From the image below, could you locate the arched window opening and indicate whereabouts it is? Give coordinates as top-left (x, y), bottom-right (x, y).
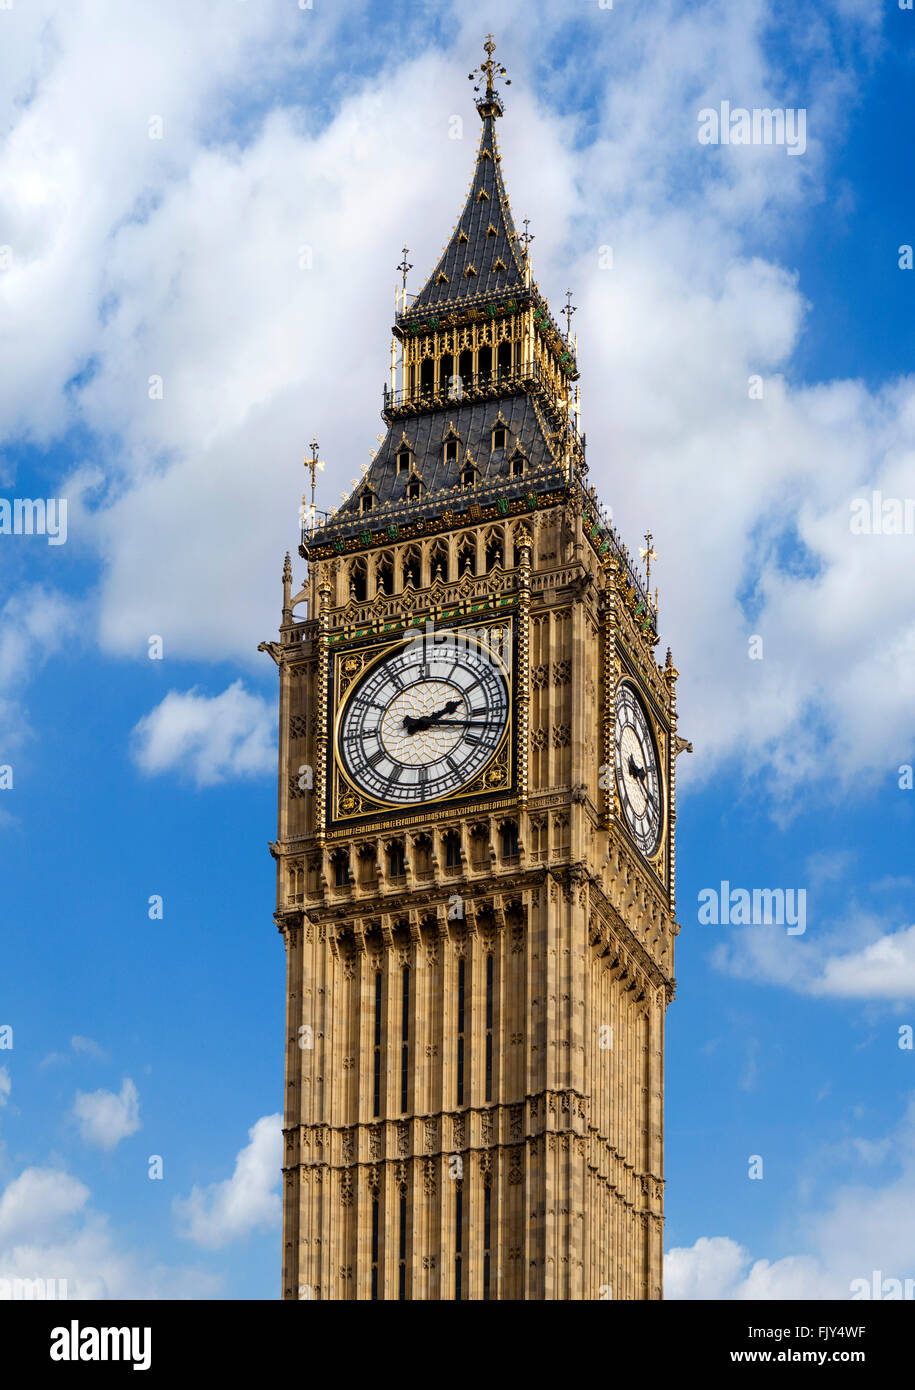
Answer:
top-left (376, 552), bottom-right (394, 595)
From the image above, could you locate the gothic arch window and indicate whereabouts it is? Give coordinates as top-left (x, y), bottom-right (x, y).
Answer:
top-left (500, 819), bottom-right (520, 859)
top-left (401, 545), bottom-right (421, 589)
top-left (497, 340), bottom-right (512, 378)
top-left (430, 538), bottom-right (450, 582)
top-left (441, 829), bottom-right (461, 869)
top-left (348, 557), bottom-right (368, 602)
top-left (412, 833), bottom-right (433, 875)
top-left (376, 551), bottom-right (394, 595)
top-left (356, 843), bottom-right (377, 887)
top-left (331, 848), bottom-right (351, 887)
top-left (457, 535), bottom-right (476, 576)
top-left (484, 530), bottom-right (504, 571)
top-left (387, 839), bottom-right (406, 878)
top-left (469, 823), bottom-right (490, 868)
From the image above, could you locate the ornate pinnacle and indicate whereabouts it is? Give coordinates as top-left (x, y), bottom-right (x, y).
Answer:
top-left (639, 530), bottom-right (658, 591)
top-left (469, 34), bottom-right (510, 117)
top-left (396, 246), bottom-right (412, 290)
top-left (563, 289), bottom-right (577, 340)
top-left (304, 437), bottom-right (325, 511)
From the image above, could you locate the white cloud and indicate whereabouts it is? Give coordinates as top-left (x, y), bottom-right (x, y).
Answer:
top-left (174, 1114), bottom-right (282, 1249)
top-left (712, 916), bottom-right (915, 1001)
top-left (131, 682), bottom-right (275, 786)
top-left (810, 924), bottom-right (915, 1000)
top-left (0, 1166), bottom-right (220, 1299)
top-left (0, 1068), bottom-right (10, 1108)
top-left (71, 1078), bottom-right (141, 1151)
top-left (0, 587), bottom-right (81, 750)
top-left (71, 1035), bottom-right (107, 1061)
top-left (666, 1095), bottom-right (915, 1299)
top-left (0, 1169), bottom-right (89, 1247)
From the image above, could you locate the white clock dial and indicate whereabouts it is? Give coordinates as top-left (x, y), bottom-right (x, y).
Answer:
top-left (337, 633), bottom-right (509, 806)
top-left (614, 680), bottom-right (662, 856)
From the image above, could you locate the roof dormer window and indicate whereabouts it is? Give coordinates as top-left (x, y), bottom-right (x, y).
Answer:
top-left (406, 479), bottom-right (422, 501)
top-left (492, 427), bottom-right (507, 451)
top-left (510, 452), bottom-right (526, 477)
top-left (360, 492), bottom-right (375, 514)
top-left (444, 439), bottom-right (458, 462)
top-left (461, 465), bottom-right (477, 488)
top-left (396, 450), bottom-right (411, 474)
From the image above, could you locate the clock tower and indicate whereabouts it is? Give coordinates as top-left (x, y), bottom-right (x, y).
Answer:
top-left (265, 38), bottom-right (685, 1301)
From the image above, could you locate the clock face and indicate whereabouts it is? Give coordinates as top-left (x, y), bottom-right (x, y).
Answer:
top-left (337, 633), bottom-right (509, 806)
top-left (614, 680), bottom-right (663, 857)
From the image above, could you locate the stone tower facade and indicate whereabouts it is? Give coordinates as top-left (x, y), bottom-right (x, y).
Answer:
top-left (264, 39), bottom-right (683, 1301)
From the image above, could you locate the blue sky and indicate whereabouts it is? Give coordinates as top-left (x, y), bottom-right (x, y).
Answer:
top-left (1, 0), bottom-right (913, 1299)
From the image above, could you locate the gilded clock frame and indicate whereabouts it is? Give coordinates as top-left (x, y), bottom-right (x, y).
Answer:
top-left (612, 658), bottom-right (671, 890)
top-left (326, 613), bottom-right (517, 828)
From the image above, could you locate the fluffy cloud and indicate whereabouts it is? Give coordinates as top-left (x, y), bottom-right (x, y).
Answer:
top-left (666, 1094), bottom-right (915, 1299)
top-left (71, 1078), bottom-right (141, 1151)
top-left (174, 1114), bottom-right (282, 1249)
top-left (0, 1167), bottom-right (220, 1299)
top-left (0, 587), bottom-right (81, 750)
top-left (0, 1067), bottom-right (10, 1108)
top-left (712, 914), bottom-right (915, 1001)
top-left (810, 923), bottom-right (915, 1000)
top-left (131, 682), bottom-right (275, 786)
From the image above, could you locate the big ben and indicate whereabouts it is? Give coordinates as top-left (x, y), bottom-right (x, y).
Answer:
top-left (264, 37), bottom-right (684, 1301)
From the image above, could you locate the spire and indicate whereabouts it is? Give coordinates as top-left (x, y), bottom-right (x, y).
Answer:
top-left (405, 37), bottom-right (525, 316)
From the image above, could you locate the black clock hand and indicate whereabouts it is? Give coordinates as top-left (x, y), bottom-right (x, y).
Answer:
top-left (627, 752), bottom-right (647, 783)
top-left (403, 699), bottom-right (464, 734)
top-left (422, 718), bottom-right (498, 727)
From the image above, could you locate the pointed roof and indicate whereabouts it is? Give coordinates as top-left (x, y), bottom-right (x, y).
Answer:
top-left (406, 114), bottom-right (526, 316)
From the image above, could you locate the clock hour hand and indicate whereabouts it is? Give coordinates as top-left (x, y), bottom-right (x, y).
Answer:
top-left (627, 752), bottom-right (647, 784)
top-left (403, 699), bottom-right (464, 735)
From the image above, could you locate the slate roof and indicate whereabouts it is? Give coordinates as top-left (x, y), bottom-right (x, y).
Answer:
top-left (405, 114), bottom-right (527, 316)
top-left (334, 394), bottom-right (556, 527)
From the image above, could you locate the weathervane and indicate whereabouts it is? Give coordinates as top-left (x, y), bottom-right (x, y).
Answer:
top-left (520, 217), bottom-right (535, 258)
top-left (304, 437), bottom-right (325, 513)
top-left (563, 289), bottom-right (577, 339)
top-left (397, 246), bottom-right (412, 290)
top-left (639, 531), bottom-right (658, 591)
top-left (469, 33), bottom-right (510, 111)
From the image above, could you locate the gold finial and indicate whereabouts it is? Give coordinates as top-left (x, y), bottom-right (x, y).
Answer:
top-left (396, 246), bottom-right (412, 290)
top-left (520, 218), bottom-right (535, 257)
top-left (469, 34), bottom-right (510, 116)
top-left (639, 531), bottom-right (658, 592)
